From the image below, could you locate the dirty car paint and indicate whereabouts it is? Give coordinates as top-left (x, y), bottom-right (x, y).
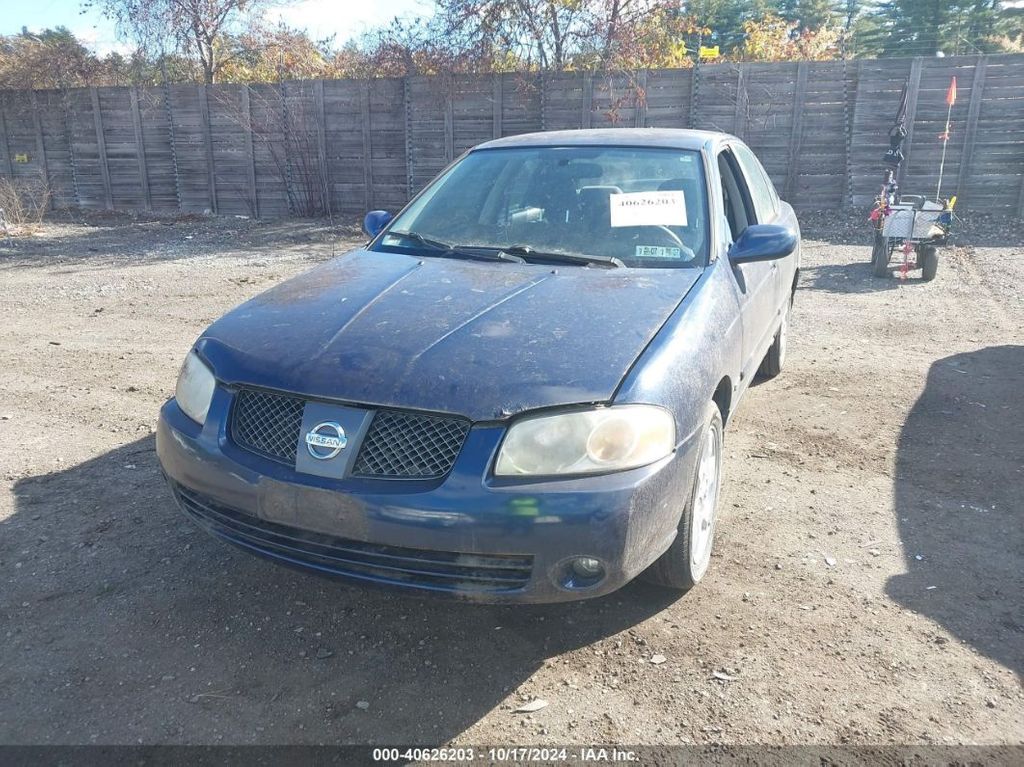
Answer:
top-left (200, 250), bottom-right (703, 421)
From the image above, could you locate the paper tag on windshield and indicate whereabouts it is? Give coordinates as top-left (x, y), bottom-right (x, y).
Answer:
top-left (610, 191), bottom-right (687, 228)
top-left (635, 245), bottom-right (682, 259)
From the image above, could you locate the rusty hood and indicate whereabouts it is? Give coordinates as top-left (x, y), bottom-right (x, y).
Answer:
top-left (198, 249), bottom-right (702, 421)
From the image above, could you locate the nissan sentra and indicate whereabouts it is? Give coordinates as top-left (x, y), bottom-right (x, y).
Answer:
top-left (157, 128), bottom-right (800, 603)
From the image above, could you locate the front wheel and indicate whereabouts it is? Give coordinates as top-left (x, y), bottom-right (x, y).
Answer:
top-left (919, 245), bottom-right (938, 281)
top-left (642, 404), bottom-right (724, 592)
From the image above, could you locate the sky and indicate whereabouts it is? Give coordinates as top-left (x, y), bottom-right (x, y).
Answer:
top-left (1, 0), bottom-right (433, 54)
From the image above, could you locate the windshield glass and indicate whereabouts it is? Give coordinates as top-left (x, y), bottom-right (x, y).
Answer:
top-left (374, 146), bottom-right (709, 268)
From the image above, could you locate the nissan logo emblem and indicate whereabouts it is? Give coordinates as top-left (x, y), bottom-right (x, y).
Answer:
top-left (305, 421), bottom-right (347, 460)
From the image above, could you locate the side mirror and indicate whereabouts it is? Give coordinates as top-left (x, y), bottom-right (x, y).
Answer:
top-left (728, 224), bottom-right (797, 264)
top-left (362, 210), bottom-right (393, 238)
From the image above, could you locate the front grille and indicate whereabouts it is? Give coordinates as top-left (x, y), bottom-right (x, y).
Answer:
top-left (230, 388), bottom-right (470, 479)
top-left (231, 388), bottom-right (305, 465)
top-left (353, 410), bottom-right (470, 479)
top-left (172, 484), bottom-right (532, 594)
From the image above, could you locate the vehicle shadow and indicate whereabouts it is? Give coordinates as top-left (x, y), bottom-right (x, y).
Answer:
top-left (886, 345), bottom-right (1023, 677)
top-left (2, 437), bottom-right (678, 744)
top-left (801, 260), bottom-right (941, 295)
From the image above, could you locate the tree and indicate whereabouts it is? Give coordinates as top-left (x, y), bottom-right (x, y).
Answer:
top-left (425, 0), bottom-right (593, 72)
top-left (579, 1), bottom-right (706, 70)
top-left (861, 0), bottom-right (1008, 56)
top-left (354, 16), bottom-right (460, 76)
top-left (684, 0), bottom-right (765, 55)
top-left (737, 12), bottom-right (840, 61)
top-left (0, 26), bottom-right (106, 89)
top-left (88, 0), bottom-right (285, 83)
top-left (777, 0), bottom-right (844, 31)
top-left (218, 23), bottom-right (337, 82)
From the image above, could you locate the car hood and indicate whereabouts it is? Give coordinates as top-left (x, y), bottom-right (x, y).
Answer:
top-left (199, 249), bottom-right (702, 421)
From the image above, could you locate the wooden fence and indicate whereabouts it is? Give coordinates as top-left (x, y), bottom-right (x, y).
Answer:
top-left (1, 54), bottom-right (1022, 219)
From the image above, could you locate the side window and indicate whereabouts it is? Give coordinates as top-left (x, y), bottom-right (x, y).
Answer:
top-left (717, 149), bottom-right (754, 243)
top-left (732, 142), bottom-right (779, 223)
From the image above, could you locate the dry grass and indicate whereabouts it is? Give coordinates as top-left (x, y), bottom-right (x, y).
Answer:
top-left (0, 175), bottom-right (51, 235)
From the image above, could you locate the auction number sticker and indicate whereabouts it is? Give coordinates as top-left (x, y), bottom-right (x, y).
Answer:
top-left (610, 190), bottom-right (687, 227)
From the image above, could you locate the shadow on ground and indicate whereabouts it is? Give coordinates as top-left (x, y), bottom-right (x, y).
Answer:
top-left (0, 212), bottom-right (364, 270)
top-left (1, 438), bottom-right (677, 744)
top-left (801, 260), bottom-right (941, 295)
top-left (887, 345), bottom-right (1023, 676)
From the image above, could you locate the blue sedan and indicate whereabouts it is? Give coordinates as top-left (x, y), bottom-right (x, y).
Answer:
top-left (157, 129), bottom-right (800, 603)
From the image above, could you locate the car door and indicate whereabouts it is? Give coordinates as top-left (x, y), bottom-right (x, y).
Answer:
top-left (731, 141), bottom-right (793, 311)
top-left (717, 146), bottom-right (777, 382)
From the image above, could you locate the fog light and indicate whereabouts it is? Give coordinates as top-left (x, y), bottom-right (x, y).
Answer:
top-left (571, 557), bottom-right (603, 578)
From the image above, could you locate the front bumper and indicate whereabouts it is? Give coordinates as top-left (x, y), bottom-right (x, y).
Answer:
top-left (156, 386), bottom-right (702, 603)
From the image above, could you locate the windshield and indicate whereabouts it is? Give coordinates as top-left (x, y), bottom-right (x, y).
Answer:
top-left (374, 146), bottom-right (709, 268)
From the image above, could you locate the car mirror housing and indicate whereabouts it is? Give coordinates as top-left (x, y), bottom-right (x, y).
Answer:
top-left (362, 210), bottom-right (393, 238)
top-left (728, 224), bottom-right (797, 264)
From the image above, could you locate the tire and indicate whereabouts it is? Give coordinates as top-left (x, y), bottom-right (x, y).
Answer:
top-left (919, 245), bottom-right (938, 282)
top-left (871, 233), bottom-right (891, 277)
top-left (758, 299), bottom-right (789, 380)
top-left (642, 404), bottom-right (724, 592)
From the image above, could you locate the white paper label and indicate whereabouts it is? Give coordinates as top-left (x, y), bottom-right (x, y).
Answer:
top-left (609, 191), bottom-right (687, 228)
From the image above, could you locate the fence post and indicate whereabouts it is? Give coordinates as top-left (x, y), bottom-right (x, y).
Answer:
top-left (0, 95), bottom-right (12, 180)
top-left (581, 72), bottom-right (593, 129)
top-left (492, 73), bottom-right (503, 138)
top-left (540, 72), bottom-right (547, 130)
top-left (733, 64), bottom-right (747, 139)
top-left (29, 92), bottom-right (53, 209)
top-left (1018, 173), bottom-right (1024, 220)
top-left (280, 81), bottom-right (294, 215)
top-left (955, 56), bottom-right (987, 202)
top-left (896, 57), bottom-right (923, 190)
top-left (198, 84), bottom-right (217, 213)
top-left (314, 80), bottom-right (331, 216)
top-left (634, 70), bottom-right (648, 128)
top-left (785, 62), bottom-right (808, 200)
top-left (90, 87), bottom-right (113, 209)
top-left (443, 76), bottom-right (454, 164)
top-left (129, 87), bottom-right (152, 211)
top-left (688, 65), bottom-right (700, 129)
top-left (360, 80), bottom-right (374, 212)
top-left (241, 85), bottom-right (259, 218)
top-left (404, 76), bottom-right (413, 199)
top-left (60, 90), bottom-right (80, 207)
top-left (161, 68), bottom-right (182, 211)
top-left (843, 60), bottom-right (856, 208)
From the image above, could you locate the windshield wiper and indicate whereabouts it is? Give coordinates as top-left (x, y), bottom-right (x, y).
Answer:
top-left (385, 231), bottom-right (524, 263)
top-left (386, 230), bottom-right (454, 251)
top-left (498, 245), bottom-right (624, 269)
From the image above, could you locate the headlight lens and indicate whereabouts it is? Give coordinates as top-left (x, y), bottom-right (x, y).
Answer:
top-left (494, 405), bottom-right (675, 477)
top-left (175, 351), bottom-right (216, 425)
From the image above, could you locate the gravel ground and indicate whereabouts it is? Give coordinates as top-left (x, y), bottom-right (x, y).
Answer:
top-left (0, 210), bottom-right (1021, 746)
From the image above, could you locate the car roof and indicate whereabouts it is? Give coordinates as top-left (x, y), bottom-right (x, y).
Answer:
top-left (473, 128), bottom-right (733, 153)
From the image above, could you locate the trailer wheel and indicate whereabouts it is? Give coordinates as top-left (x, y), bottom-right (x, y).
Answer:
top-left (871, 233), bottom-right (890, 277)
top-left (920, 246), bottom-right (938, 281)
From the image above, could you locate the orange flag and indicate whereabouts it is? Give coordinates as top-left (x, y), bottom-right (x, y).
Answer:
top-left (946, 77), bottom-right (957, 106)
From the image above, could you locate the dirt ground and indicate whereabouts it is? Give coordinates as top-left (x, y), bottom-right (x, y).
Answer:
top-left (0, 209), bottom-right (1021, 747)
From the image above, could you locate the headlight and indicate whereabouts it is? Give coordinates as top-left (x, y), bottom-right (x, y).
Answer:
top-left (494, 405), bottom-right (675, 477)
top-left (175, 351), bottom-right (216, 425)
